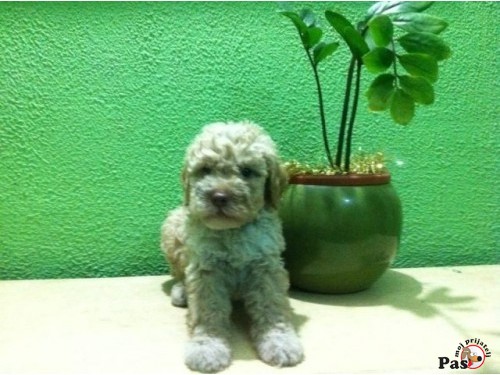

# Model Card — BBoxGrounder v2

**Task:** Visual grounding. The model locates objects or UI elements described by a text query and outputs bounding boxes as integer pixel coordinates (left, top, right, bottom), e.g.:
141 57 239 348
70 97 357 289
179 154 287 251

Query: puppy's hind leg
171 281 187 307
161 207 189 307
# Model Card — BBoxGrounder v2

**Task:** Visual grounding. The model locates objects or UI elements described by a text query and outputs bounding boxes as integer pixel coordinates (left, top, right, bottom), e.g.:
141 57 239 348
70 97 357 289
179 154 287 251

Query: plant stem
305 49 334 169
344 59 362 172
335 56 356 169
391 38 400 87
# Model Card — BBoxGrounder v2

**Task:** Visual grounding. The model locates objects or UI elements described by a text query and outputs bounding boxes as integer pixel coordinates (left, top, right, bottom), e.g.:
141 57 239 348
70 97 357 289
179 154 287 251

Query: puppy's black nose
477 356 482 361
211 192 229 208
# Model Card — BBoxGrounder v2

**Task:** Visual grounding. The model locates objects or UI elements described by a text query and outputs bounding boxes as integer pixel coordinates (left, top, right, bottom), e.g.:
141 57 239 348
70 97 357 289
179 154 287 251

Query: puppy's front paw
185 336 232 373
257 326 304 367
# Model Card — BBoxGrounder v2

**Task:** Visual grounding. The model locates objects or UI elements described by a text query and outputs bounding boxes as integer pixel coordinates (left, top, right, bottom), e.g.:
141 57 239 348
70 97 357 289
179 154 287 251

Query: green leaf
343 27 370 59
305 26 322 48
313 41 339 66
366 2 390 18
398 53 438 82
376 1 433 16
363 47 394 73
280 11 309 45
399 32 451 61
280 10 324 49
393 13 448 34
366 73 396 111
399 75 435 104
325 11 369 59
281 11 308 34
299 8 317 27
368 15 393 47
390 88 415 125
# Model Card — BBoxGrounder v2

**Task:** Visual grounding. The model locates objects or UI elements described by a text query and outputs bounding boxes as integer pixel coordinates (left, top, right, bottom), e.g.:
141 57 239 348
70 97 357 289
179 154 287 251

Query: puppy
161 121 303 373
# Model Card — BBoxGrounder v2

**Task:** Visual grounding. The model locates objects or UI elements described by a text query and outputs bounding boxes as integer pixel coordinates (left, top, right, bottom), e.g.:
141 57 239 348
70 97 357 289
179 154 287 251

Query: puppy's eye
198 166 212 176
240 167 257 178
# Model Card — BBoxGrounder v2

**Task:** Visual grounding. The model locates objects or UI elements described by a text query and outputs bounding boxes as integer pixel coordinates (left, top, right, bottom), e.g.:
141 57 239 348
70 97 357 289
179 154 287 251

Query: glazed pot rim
288 173 391 186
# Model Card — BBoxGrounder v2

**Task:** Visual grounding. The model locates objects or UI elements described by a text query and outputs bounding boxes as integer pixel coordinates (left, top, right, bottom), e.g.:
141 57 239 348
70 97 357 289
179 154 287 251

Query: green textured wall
1 2 498 280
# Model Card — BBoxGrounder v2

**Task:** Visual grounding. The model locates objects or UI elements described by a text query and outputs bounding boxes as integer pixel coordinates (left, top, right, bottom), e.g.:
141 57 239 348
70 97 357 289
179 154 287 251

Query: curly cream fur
161 121 303 373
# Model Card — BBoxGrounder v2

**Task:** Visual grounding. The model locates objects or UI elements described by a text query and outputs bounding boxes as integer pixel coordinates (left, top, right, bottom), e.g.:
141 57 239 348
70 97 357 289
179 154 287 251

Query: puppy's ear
265 156 289 209
181 165 190 206
461 349 469 360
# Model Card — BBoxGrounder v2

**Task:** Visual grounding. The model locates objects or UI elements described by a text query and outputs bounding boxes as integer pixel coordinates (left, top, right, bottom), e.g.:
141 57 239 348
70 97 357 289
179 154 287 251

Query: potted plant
278 1 451 293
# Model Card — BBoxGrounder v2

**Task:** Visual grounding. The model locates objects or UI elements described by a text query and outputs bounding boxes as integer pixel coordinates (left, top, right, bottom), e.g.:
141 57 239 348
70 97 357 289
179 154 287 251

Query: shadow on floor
290 269 476 319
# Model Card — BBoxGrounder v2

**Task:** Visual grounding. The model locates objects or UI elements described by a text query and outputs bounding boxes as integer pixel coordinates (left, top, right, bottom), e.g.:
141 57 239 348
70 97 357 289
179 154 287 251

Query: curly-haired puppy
161 121 303 373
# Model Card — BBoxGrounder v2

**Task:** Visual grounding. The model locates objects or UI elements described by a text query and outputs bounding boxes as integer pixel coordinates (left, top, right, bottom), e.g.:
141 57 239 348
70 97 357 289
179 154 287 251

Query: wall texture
1 2 498 280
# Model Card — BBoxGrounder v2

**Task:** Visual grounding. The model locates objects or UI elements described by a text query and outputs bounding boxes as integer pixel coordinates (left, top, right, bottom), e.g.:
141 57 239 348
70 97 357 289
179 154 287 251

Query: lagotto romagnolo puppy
161 121 304 373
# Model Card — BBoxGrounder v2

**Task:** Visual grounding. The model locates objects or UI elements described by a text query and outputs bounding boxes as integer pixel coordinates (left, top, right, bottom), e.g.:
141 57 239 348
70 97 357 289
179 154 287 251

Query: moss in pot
278 1 451 293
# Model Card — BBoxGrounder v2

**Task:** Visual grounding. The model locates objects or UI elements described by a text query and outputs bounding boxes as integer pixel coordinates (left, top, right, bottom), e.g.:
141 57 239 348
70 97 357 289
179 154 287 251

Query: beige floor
0 266 498 374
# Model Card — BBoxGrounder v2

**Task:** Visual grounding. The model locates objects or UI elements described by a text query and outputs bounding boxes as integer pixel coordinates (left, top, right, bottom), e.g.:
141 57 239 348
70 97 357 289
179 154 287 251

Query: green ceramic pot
279 174 402 294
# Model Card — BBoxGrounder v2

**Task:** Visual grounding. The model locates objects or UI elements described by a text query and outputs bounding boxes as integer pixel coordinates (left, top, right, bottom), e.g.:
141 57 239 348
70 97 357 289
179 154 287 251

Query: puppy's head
182 121 287 230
